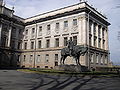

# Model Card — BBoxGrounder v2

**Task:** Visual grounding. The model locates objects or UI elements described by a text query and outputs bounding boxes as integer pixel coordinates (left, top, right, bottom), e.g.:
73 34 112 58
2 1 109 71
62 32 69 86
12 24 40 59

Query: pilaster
96 24 98 48
101 27 103 49
7 24 12 47
78 16 83 45
105 27 109 50
81 16 87 45
91 22 94 46
0 23 2 45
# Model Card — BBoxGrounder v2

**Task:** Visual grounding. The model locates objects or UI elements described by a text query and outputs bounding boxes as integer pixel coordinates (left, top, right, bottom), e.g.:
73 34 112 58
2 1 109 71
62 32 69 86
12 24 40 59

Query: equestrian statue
60 39 88 65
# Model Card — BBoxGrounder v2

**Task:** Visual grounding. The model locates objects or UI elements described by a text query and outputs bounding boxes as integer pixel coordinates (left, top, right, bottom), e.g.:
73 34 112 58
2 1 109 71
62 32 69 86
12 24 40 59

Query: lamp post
33 20 38 68
87 10 91 70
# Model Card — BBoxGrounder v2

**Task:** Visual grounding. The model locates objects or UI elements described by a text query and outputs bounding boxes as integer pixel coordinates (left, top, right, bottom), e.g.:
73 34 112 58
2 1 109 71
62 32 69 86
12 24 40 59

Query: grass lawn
18 68 120 77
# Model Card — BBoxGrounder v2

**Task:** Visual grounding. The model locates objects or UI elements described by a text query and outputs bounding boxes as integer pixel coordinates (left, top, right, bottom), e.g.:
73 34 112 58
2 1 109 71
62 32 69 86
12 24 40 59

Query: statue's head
67 39 74 48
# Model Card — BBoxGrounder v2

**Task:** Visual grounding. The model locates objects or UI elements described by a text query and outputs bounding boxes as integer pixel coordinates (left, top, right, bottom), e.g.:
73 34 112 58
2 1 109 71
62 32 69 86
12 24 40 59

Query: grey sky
4 0 120 65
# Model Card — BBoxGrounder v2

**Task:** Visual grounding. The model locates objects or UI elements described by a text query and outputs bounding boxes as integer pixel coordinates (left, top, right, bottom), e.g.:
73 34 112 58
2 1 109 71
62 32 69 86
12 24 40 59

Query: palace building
0 0 24 68
0 0 110 69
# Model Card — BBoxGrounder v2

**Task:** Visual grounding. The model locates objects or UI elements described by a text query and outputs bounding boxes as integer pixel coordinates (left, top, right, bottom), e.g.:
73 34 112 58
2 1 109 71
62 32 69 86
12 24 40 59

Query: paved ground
0 70 120 90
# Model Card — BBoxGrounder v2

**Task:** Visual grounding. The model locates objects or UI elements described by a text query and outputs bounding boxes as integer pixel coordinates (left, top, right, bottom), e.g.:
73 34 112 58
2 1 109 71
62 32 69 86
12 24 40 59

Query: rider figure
67 39 75 57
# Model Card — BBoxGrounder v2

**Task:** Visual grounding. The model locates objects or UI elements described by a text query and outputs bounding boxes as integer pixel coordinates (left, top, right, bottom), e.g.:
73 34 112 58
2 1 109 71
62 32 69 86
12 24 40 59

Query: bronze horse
60 43 88 65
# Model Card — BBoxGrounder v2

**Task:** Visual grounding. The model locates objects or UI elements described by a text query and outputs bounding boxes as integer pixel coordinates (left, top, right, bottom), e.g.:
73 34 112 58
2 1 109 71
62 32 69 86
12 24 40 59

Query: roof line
25 2 85 20
13 15 25 20
85 2 107 19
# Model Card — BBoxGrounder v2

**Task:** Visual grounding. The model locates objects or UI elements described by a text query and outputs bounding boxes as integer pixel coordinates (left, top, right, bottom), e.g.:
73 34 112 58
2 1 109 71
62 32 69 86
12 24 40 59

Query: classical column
96 24 98 48
0 23 2 45
101 27 103 49
99 26 102 49
7 24 12 47
91 21 94 46
82 17 87 45
105 27 109 50
78 16 83 45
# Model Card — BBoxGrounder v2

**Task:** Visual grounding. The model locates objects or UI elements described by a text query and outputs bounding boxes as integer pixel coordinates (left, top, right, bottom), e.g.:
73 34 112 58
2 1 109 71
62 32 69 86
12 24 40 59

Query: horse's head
80 46 88 56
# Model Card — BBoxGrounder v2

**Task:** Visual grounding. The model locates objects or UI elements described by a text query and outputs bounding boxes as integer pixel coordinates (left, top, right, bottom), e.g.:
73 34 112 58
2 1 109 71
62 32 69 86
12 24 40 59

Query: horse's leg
77 55 81 66
63 56 67 65
76 55 82 72
60 56 63 65
74 57 78 65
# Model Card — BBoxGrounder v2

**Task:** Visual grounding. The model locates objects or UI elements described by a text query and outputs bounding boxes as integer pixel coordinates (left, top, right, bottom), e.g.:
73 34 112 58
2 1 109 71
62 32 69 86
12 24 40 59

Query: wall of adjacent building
0 3 24 68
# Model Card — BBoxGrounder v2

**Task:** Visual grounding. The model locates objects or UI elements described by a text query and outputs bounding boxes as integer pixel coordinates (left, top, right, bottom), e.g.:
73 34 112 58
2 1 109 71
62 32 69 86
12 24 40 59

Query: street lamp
87 10 92 70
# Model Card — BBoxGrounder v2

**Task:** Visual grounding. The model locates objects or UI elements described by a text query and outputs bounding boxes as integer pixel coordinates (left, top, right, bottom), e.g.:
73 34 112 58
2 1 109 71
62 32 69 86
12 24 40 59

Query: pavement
0 70 120 90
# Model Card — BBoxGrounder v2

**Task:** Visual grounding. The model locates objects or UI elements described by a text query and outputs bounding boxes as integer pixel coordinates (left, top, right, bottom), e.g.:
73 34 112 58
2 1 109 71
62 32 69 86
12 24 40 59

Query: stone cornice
25 7 110 26
89 46 109 54
0 14 25 26
25 7 86 26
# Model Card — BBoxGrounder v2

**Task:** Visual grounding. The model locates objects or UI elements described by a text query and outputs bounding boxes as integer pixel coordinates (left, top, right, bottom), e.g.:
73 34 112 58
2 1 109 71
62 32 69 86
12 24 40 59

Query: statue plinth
55 65 89 72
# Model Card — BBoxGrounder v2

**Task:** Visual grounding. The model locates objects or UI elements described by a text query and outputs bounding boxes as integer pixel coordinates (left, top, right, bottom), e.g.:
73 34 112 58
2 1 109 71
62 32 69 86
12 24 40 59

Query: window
31 41 34 49
98 38 101 48
18 42 21 49
89 36 92 46
55 54 58 66
1 36 8 47
17 55 20 62
45 54 49 63
45 66 48 68
55 38 59 47
73 19 77 26
10 40 15 49
25 29 28 35
19 29 22 34
94 23 97 36
46 39 50 48
38 40 41 49
47 24 50 30
39 26 42 36
23 55 26 62
24 42 27 50
32 28 35 34
96 54 99 64
73 36 77 45
89 21 92 34
56 23 59 29
55 62 58 66
64 37 68 46
47 25 50 35
12 27 16 37
105 55 108 64
102 28 105 38
55 54 58 61
94 37 97 47
91 54 94 63
101 55 103 64
64 21 68 28
37 55 40 63
98 26 101 38
30 55 33 63
103 40 105 49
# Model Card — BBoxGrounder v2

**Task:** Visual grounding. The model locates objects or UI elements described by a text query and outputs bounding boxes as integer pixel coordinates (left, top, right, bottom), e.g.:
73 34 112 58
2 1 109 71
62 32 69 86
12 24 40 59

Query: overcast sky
4 0 120 65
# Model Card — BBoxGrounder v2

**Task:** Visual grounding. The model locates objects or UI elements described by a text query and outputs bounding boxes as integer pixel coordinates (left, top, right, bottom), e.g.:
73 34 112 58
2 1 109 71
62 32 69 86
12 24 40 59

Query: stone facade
0 0 24 68
0 1 110 69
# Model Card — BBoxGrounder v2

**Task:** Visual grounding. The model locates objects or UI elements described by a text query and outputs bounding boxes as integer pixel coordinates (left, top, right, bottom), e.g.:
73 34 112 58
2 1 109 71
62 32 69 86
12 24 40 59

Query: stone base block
55 65 89 72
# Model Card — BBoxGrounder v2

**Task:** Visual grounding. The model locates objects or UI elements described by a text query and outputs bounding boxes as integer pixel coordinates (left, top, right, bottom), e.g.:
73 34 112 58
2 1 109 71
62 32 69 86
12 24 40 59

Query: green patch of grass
18 68 119 77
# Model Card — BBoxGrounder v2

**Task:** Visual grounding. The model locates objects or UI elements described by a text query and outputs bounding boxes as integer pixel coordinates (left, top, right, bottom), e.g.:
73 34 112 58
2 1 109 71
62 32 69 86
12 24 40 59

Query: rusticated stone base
55 65 89 72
